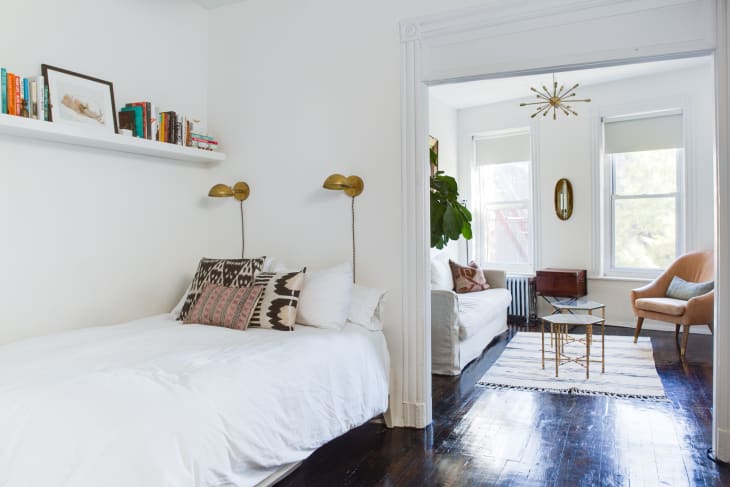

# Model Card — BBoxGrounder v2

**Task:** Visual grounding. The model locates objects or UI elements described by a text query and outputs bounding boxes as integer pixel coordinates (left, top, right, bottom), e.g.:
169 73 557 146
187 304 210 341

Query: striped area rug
477 332 667 400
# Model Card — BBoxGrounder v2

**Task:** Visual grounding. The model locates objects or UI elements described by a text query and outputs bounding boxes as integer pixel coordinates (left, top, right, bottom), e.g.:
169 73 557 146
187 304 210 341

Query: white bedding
0 314 389 487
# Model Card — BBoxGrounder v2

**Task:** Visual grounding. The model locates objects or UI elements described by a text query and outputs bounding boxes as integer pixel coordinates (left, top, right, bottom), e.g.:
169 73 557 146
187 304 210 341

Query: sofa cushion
457 288 511 340
635 297 687 316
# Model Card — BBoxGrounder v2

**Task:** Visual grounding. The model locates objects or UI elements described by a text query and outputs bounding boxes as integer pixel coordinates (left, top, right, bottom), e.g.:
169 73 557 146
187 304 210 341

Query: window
474 130 534 273
603 111 684 276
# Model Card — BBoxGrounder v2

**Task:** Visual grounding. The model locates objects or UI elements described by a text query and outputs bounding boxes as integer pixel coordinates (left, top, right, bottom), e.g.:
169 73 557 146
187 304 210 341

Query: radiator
506 275 537 323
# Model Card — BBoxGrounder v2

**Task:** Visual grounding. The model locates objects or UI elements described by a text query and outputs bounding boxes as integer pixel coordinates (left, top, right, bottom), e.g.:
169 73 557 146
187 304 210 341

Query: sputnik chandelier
520 74 591 119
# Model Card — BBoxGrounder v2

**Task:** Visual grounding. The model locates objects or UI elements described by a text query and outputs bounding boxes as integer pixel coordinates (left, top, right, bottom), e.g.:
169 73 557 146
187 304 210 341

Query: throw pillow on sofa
449 260 490 293
431 251 453 290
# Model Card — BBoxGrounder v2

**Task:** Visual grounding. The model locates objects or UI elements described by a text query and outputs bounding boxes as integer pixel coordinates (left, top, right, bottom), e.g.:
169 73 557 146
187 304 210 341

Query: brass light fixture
520 74 591 120
323 174 364 282
209 181 250 201
322 174 364 197
208 181 250 258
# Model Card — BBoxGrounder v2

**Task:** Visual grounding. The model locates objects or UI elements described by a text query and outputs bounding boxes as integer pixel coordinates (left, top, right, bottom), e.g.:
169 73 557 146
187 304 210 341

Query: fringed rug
477 332 667 400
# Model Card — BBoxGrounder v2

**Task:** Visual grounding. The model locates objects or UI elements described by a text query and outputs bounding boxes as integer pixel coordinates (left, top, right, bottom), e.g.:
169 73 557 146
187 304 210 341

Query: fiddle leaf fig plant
430 170 472 249
429 137 472 249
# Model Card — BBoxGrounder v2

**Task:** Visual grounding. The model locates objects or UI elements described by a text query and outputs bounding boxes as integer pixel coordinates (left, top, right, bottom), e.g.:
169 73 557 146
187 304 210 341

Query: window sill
588 275 653 283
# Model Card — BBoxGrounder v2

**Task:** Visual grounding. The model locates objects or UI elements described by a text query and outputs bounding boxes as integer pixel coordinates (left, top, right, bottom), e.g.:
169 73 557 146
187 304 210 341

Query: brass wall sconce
554 178 573 220
322 174 364 197
208 181 250 257
323 174 364 282
209 181 250 201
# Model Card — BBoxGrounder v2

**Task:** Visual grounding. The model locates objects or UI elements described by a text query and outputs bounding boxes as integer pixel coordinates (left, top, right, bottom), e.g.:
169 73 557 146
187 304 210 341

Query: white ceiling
192 0 247 9
430 56 711 109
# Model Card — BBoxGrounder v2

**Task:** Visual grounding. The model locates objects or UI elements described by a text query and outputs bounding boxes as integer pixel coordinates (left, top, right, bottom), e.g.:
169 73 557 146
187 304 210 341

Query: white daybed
0 313 389 487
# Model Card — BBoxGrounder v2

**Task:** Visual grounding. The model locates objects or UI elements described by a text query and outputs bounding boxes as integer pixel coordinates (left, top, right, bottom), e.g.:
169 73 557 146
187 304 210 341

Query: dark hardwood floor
276 323 730 486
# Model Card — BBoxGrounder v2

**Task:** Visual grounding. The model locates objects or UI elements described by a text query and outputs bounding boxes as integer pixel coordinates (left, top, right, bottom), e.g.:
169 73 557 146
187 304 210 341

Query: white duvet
0 314 389 487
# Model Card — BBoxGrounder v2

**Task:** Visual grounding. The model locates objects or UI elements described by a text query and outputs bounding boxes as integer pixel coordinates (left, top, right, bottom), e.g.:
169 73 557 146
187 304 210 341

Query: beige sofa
431 269 511 375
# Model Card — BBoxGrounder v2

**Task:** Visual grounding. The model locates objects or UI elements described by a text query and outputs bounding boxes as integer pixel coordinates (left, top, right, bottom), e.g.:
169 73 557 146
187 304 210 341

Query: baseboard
605 319 712 335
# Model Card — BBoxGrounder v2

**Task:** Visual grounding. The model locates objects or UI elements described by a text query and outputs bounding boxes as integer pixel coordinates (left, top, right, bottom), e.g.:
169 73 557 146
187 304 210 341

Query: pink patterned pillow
183 283 264 330
449 260 490 293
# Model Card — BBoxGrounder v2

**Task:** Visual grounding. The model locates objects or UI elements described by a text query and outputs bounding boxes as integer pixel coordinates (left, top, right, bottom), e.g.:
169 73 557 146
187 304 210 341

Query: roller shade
604 113 683 154
475 132 531 165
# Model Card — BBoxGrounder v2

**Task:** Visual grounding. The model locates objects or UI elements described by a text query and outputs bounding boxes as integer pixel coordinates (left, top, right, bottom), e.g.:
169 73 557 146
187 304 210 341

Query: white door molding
398 0 729 461
713 0 730 463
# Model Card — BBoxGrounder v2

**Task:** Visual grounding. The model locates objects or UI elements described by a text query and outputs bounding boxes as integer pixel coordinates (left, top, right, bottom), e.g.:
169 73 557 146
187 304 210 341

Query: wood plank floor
276 323 730 486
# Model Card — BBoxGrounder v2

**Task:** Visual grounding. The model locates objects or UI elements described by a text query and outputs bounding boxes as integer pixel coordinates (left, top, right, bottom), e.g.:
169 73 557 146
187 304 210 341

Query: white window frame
600 109 686 279
471 127 538 275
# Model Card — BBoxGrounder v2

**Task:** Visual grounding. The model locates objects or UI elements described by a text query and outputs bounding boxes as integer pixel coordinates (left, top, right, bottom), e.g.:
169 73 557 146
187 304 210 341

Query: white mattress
0 314 389 487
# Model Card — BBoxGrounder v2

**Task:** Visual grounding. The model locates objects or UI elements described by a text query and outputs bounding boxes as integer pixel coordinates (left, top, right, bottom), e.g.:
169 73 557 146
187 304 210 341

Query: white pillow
263 257 290 273
430 251 453 291
347 284 387 331
296 263 353 330
170 285 191 319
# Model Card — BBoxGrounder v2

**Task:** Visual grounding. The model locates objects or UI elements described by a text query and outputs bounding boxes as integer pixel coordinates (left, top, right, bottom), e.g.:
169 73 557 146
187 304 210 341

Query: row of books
1 69 48 121
1 64 220 151
118 102 218 150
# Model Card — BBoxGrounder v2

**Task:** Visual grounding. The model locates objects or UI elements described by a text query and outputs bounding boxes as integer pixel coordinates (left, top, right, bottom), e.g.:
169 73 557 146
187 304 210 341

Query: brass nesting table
541 313 605 378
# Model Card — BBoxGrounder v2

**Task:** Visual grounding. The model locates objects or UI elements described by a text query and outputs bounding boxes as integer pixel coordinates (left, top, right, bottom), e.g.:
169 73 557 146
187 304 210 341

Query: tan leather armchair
631 250 714 356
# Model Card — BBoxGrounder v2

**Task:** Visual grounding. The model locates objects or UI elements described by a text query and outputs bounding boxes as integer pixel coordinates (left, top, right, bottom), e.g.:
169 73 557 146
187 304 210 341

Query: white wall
456 63 716 328
428 96 463 262
207 0 484 426
0 0 211 344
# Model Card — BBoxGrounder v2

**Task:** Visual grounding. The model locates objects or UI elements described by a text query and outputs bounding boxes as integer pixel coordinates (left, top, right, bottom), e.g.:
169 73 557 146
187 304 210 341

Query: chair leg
633 317 644 343
675 324 681 341
708 322 714 335
681 324 691 357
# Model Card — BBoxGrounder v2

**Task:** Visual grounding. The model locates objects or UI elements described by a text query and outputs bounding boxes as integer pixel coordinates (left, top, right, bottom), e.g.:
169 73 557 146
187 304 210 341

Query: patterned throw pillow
178 257 266 321
449 260 490 293
248 270 306 331
183 283 264 330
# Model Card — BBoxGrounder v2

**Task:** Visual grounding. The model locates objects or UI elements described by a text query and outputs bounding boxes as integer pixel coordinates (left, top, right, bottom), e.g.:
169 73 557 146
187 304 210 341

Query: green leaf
443 204 462 240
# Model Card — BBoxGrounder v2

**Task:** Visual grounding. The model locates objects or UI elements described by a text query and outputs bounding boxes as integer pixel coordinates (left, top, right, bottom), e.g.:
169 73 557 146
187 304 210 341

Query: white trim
714 0 730 463
400 2 724 447
390 31 432 429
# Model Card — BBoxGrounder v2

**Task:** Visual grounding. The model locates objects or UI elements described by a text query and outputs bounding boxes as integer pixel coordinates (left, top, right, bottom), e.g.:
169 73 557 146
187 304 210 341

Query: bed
0 313 389 486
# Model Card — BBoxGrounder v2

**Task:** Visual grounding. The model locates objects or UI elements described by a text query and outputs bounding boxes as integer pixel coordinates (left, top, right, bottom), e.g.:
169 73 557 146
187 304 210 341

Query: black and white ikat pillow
178 257 266 321
248 270 306 331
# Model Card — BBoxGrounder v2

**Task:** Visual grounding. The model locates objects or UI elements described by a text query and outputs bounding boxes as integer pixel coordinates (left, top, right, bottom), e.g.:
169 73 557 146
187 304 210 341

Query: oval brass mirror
554 178 573 220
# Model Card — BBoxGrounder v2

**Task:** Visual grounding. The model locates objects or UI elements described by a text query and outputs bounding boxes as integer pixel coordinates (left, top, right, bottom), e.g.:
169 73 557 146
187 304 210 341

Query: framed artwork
41 64 118 133
429 135 439 176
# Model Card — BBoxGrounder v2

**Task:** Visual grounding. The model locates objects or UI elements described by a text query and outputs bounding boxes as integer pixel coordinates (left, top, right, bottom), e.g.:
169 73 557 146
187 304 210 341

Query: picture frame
41 64 118 133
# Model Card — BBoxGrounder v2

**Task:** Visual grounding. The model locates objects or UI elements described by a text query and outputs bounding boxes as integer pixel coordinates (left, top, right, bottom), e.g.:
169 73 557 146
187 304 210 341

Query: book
1 68 6 114
43 84 49 121
7 73 14 115
22 78 29 117
35 76 44 121
30 79 37 119
149 104 159 141
126 102 151 139
14 75 20 117
120 105 143 138
159 112 165 142
118 110 137 135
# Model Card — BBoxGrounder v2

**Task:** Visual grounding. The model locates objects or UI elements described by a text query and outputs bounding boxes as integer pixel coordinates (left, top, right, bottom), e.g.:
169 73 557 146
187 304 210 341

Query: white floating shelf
0 113 225 164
